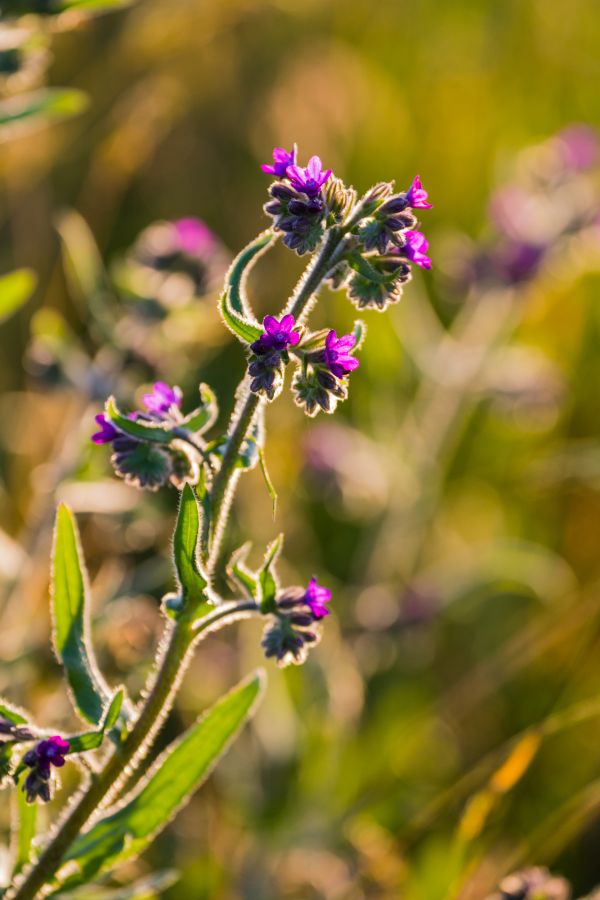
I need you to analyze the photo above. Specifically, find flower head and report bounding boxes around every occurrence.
[405,175,433,209]
[323,330,360,378]
[142,382,182,416]
[304,576,331,619]
[402,230,432,269]
[35,736,69,775]
[261,146,297,177]
[286,156,332,197]
[252,315,301,353]
[91,413,119,445]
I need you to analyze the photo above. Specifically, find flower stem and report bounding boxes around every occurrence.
[7,602,257,900]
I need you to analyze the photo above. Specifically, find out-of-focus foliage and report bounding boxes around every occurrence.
[1,0,600,898]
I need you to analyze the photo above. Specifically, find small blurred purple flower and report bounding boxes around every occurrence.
[323,330,360,378]
[91,414,119,445]
[402,230,432,269]
[261,146,297,177]
[304,577,331,619]
[286,156,332,197]
[142,382,182,416]
[173,217,216,254]
[35,736,69,776]
[252,315,301,353]
[558,124,598,171]
[405,175,433,209]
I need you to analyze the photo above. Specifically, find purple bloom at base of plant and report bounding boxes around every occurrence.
[304,576,331,619]
[261,146,297,177]
[35,735,69,775]
[401,230,432,270]
[286,156,332,197]
[405,175,433,209]
[92,413,120,445]
[323,330,360,378]
[251,314,301,353]
[142,381,182,416]
[173,217,216,255]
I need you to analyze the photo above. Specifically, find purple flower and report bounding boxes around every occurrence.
[286,156,332,197]
[405,175,433,210]
[252,314,301,353]
[173,217,216,255]
[142,382,182,416]
[304,577,331,619]
[402,230,432,269]
[36,736,69,775]
[91,413,120,445]
[261,146,297,177]
[323,330,360,378]
[558,125,598,171]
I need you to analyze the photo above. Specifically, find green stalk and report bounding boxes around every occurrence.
[8,602,257,900]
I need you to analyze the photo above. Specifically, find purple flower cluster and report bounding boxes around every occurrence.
[23,735,69,803]
[323,331,359,378]
[262,577,332,666]
[292,328,360,416]
[248,315,302,401]
[262,147,334,254]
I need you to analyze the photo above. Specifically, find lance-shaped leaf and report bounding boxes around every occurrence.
[258,534,283,613]
[227,543,258,600]
[52,504,113,725]
[59,672,266,886]
[219,230,276,345]
[0,699,29,726]
[0,269,37,326]
[67,688,125,754]
[171,485,211,619]
[104,397,173,444]
[178,383,218,435]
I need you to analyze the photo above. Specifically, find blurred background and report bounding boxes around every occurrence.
[1,0,600,897]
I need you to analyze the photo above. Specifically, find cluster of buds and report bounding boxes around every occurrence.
[262,149,335,255]
[261,578,331,666]
[115,216,229,312]
[22,735,69,804]
[246,313,360,415]
[92,382,201,490]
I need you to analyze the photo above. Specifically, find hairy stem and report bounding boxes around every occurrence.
[8,601,257,900]
[207,228,345,573]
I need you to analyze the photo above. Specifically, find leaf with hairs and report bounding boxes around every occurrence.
[59,672,266,887]
[219,230,275,344]
[52,505,113,725]
[258,535,283,613]
[172,485,211,619]
[11,773,37,878]
[104,397,174,444]
[67,688,125,753]
[178,384,218,434]
[227,543,258,600]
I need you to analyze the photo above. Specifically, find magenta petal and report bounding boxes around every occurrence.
[263,315,279,335]
[307,156,322,178]
[288,332,301,346]
[286,165,303,183]
[280,314,295,332]
[325,330,337,349]
[261,164,275,173]
[320,169,332,185]
[335,335,356,351]
[344,356,360,371]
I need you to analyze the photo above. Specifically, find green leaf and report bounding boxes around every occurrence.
[0,89,89,141]
[219,290,263,345]
[227,544,258,600]
[172,485,210,616]
[105,397,173,444]
[219,230,275,344]
[11,773,37,878]
[67,688,125,754]
[61,672,266,885]
[52,504,112,725]
[257,446,277,518]
[60,0,135,10]
[0,700,28,726]
[258,535,283,613]
[0,269,37,326]
[351,319,367,350]
[178,383,218,435]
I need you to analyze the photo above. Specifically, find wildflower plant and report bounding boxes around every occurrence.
[3,147,432,899]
